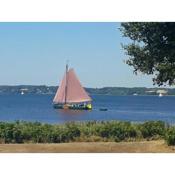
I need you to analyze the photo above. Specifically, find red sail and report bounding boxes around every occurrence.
[53,72,67,104]
[53,68,92,104]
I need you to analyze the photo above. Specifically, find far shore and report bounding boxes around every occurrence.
[0,140,175,153]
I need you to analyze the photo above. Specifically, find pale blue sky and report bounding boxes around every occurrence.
[0,22,154,88]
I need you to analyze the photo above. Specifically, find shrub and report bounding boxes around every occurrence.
[109,122,137,141]
[12,127,23,143]
[165,127,175,146]
[64,123,81,141]
[92,121,137,141]
[0,120,168,144]
[138,121,166,139]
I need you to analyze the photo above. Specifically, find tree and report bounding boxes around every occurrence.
[120,22,175,86]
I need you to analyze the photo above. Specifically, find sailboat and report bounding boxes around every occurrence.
[159,93,163,97]
[53,64,92,110]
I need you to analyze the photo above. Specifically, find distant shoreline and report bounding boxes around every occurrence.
[1,94,175,97]
[0,85,175,96]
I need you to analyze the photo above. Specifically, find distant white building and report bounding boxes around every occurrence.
[20,88,28,95]
[145,90,156,94]
[20,88,28,91]
[156,89,168,95]
[156,89,168,97]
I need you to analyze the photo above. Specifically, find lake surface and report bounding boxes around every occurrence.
[0,94,175,124]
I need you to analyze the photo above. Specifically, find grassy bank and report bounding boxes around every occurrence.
[0,141,173,153]
[0,120,175,145]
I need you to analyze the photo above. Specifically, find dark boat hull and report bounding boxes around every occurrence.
[53,104,64,109]
[53,104,92,110]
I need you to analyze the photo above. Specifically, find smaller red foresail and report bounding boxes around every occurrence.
[53,72,67,104]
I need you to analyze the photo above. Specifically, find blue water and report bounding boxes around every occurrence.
[0,94,175,124]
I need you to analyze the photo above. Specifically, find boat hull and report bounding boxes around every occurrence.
[53,104,64,109]
[53,103,92,110]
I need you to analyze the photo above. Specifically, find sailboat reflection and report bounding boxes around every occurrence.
[54,108,90,122]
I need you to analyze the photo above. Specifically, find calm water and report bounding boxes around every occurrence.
[0,94,175,124]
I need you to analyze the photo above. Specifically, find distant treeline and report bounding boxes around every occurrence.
[0,120,175,145]
[1,85,175,96]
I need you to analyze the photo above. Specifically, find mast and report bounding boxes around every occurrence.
[64,63,68,104]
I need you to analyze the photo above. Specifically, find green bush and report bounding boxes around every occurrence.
[89,121,137,141]
[138,121,166,139]
[0,120,170,144]
[165,127,175,146]
[64,123,81,141]
[109,122,137,141]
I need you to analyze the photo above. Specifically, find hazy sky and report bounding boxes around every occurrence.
[0,22,155,88]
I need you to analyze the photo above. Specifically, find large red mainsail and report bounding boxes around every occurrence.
[53,68,92,104]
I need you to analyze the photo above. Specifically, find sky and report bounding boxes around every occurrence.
[0,22,155,88]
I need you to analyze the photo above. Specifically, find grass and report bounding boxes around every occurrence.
[0,140,174,153]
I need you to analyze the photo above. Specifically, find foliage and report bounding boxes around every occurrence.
[120,22,175,86]
[0,120,171,144]
[138,121,166,139]
[165,127,175,145]
[93,121,137,141]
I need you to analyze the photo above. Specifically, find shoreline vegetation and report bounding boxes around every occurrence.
[0,120,175,146]
[1,85,175,96]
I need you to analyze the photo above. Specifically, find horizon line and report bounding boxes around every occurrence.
[0,84,173,89]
